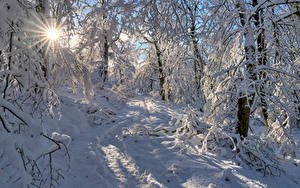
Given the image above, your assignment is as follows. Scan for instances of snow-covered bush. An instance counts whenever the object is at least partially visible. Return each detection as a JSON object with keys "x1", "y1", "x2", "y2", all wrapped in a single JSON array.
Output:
[
  {"x1": 123, "y1": 125, "x2": 160, "y2": 137},
  {"x1": 198, "y1": 120, "x2": 298, "y2": 176},
  {"x1": 168, "y1": 106, "x2": 298, "y2": 176},
  {"x1": 0, "y1": 1, "x2": 75, "y2": 187},
  {"x1": 268, "y1": 120, "x2": 298, "y2": 159},
  {"x1": 82, "y1": 103, "x2": 116, "y2": 126},
  {"x1": 112, "y1": 84, "x2": 135, "y2": 99},
  {"x1": 234, "y1": 121, "x2": 298, "y2": 177},
  {"x1": 171, "y1": 106, "x2": 209, "y2": 138},
  {"x1": 236, "y1": 135, "x2": 284, "y2": 176}
]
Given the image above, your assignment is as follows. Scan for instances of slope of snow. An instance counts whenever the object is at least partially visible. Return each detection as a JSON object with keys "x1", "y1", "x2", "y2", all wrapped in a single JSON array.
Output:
[{"x1": 20, "y1": 88, "x2": 300, "y2": 187}]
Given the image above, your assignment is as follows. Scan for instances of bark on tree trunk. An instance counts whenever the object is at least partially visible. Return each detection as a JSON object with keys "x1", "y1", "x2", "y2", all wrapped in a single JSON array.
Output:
[
  {"x1": 191, "y1": 21, "x2": 202, "y2": 91},
  {"x1": 154, "y1": 42, "x2": 165, "y2": 101},
  {"x1": 100, "y1": 31, "x2": 109, "y2": 89},
  {"x1": 191, "y1": 31, "x2": 205, "y2": 111},
  {"x1": 253, "y1": 0, "x2": 269, "y2": 129},
  {"x1": 236, "y1": 0, "x2": 257, "y2": 138},
  {"x1": 237, "y1": 97, "x2": 250, "y2": 138},
  {"x1": 100, "y1": 1, "x2": 109, "y2": 89},
  {"x1": 186, "y1": 1, "x2": 205, "y2": 111}
]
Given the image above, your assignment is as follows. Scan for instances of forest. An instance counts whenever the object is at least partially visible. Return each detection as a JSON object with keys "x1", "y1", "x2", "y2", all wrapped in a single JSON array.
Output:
[{"x1": 0, "y1": 0, "x2": 299, "y2": 187}]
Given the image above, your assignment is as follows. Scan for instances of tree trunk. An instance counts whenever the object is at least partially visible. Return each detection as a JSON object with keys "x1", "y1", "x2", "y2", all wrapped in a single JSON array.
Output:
[
  {"x1": 100, "y1": 31, "x2": 109, "y2": 89},
  {"x1": 154, "y1": 42, "x2": 165, "y2": 101},
  {"x1": 236, "y1": 0, "x2": 257, "y2": 138},
  {"x1": 253, "y1": 0, "x2": 269, "y2": 129},
  {"x1": 191, "y1": 20, "x2": 202, "y2": 91},
  {"x1": 237, "y1": 97, "x2": 250, "y2": 137},
  {"x1": 100, "y1": 0, "x2": 109, "y2": 89},
  {"x1": 186, "y1": 1, "x2": 205, "y2": 111}
]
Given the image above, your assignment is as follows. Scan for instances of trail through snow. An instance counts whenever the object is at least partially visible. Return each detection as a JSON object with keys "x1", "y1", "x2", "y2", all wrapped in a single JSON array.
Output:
[{"x1": 45, "y1": 89, "x2": 300, "y2": 188}]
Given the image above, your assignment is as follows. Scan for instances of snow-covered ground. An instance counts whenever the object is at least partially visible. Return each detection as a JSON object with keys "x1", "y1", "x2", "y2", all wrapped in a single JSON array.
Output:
[{"x1": 36, "y1": 88, "x2": 300, "y2": 188}]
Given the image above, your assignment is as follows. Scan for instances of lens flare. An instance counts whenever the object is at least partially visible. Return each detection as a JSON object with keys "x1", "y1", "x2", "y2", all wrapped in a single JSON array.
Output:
[
  {"x1": 46, "y1": 28, "x2": 59, "y2": 40},
  {"x1": 25, "y1": 13, "x2": 65, "y2": 55}
]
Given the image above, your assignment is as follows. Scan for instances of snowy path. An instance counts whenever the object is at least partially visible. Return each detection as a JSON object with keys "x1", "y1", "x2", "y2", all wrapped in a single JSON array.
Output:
[
  {"x1": 54, "y1": 91, "x2": 300, "y2": 188},
  {"x1": 56, "y1": 95, "x2": 172, "y2": 187}
]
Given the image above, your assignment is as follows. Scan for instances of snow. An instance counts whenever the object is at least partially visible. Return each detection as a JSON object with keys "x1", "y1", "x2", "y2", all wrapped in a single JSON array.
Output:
[
  {"x1": 0, "y1": 0, "x2": 299, "y2": 187},
  {"x1": 11, "y1": 87, "x2": 296, "y2": 188}
]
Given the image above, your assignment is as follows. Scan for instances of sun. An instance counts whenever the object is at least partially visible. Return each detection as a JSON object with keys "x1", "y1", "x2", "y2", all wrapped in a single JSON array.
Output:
[
  {"x1": 25, "y1": 14, "x2": 65, "y2": 55},
  {"x1": 46, "y1": 28, "x2": 59, "y2": 40}
]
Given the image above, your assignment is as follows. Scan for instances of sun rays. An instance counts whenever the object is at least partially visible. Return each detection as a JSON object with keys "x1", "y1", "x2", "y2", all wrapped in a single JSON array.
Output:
[
  {"x1": 25, "y1": 13, "x2": 64, "y2": 55},
  {"x1": 46, "y1": 28, "x2": 60, "y2": 41}
]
